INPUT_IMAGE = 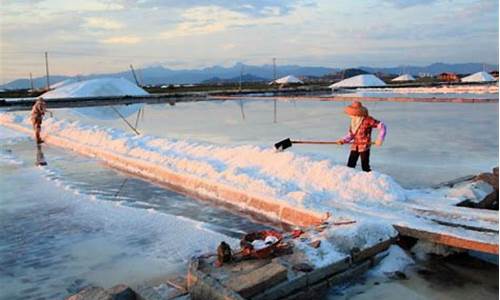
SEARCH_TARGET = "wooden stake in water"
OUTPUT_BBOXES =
[273,99,277,123]
[130,64,140,86]
[239,99,245,120]
[111,106,140,135]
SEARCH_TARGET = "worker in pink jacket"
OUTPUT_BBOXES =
[337,101,386,172]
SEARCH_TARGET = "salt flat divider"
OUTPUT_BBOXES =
[0,121,329,228]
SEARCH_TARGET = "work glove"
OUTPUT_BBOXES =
[336,139,345,145]
[374,140,383,147]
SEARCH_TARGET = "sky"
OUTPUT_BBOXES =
[0,0,498,83]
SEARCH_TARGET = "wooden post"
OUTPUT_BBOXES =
[45,52,50,90]
[273,99,277,123]
[273,58,277,123]
[272,58,276,82]
[239,99,245,120]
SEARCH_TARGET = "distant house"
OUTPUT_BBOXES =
[490,71,499,79]
[437,72,459,82]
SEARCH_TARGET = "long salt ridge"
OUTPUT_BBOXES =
[0,114,406,226]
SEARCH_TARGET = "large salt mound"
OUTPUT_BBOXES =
[330,74,386,88]
[50,78,77,90]
[41,77,147,120]
[461,71,496,83]
[42,77,148,99]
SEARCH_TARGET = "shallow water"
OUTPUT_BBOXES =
[49,99,499,188]
[0,130,270,300]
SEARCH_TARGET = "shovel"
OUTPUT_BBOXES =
[274,138,342,151]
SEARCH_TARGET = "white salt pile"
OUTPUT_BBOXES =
[42,77,148,99]
[273,75,303,84]
[50,78,77,90]
[391,74,416,82]
[461,71,496,83]
[330,74,386,89]
[41,77,147,120]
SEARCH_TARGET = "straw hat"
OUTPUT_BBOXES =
[344,101,368,117]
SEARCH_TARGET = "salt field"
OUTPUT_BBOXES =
[0,98,498,299]
[2,0,498,298]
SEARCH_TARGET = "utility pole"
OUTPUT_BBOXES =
[29,72,34,91]
[45,51,50,90]
[129,64,140,86]
[272,58,277,81]
[272,57,277,123]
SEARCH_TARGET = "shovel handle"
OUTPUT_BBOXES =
[292,140,377,145]
[291,140,342,145]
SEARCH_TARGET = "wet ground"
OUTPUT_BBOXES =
[0,131,270,300]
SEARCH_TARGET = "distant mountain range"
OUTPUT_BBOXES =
[201,74,268,84]
[2,62,497,90]
[359,63,498,77]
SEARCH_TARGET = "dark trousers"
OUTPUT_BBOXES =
[347,149,371,172]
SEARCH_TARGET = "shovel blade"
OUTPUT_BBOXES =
[274,138,292,151]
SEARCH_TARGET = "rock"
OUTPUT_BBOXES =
[478,191,499,210]
[474,168,499,210]
[292,263,314,273]
[109,284,137,300]
[455,180,496,209]
[475,173,498,190]
[66,286,112,300]
[310,240,321,248]
[390,271,408,280]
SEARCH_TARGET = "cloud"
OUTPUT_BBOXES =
[101,36,141,44]
[382,0,439,8]
[221,43,237,50]
[84,17,124,30]
[114,0,300,17]
[160,6,279,39]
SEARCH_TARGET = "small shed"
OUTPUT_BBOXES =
[437,72,459,82]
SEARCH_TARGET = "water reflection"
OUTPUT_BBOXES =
[35,144,47,166]
[72,103,143,120]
